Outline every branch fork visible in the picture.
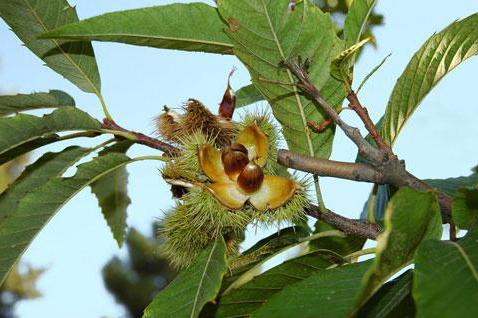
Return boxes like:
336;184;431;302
278;58;452;226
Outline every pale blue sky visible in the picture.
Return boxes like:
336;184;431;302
1;1;478;317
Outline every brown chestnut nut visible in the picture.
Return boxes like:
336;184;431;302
237;162;264;194
221;143;249;180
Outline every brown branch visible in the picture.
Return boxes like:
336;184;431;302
101;118;179;157
347;91;394;159
280;58;453;222
278;149;452;222
283;60;386;164
278;149;380;182
306;205;382;240
307;118;332;134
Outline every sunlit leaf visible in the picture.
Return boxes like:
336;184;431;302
0;0;101;93
381;13;478;145
344;0;377;47
217;0;345;159
41;3;233;54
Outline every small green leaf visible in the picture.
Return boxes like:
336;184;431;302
353;188;442;313
357;270;415;318
217;0;345;159
331;37;372;83
236;84;264;109
0;90;75;117
216;250;343;318
41;3;233;55
413;226;478;318
452;187;478;230
222;226;310;294
0;107;100;164
0;0;101;93
381;13;478;145
0;146;92;284
143;237;228;318
91;141;133;247
344;0;377;47
251;260;373;318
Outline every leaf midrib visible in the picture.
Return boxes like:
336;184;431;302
190;239;218;317
22;0;99;95
46;32;234;51
260;0;314;157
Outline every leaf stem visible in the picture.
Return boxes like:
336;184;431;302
133;155;169;162
58;131;101;141
344;247;376;262
97;93;113;121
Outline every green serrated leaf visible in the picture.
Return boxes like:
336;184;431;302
0;90;75;117
217;0;345;159
216;250;343;318
251;259;373;318
0;153;135;285
357;270;415;318
413;226;478;318
0;0;101;93
236;84;264;108
0;107;100;165
381;13;478;145
91;141;133;247
41;3;233;55
143;237;227;318
0;146;92;284
222;226;310;294
344;0;377;47
352;188;442;314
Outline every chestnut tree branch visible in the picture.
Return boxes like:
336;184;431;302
346;91;395;159
283;60;387;164
280;58;453;222
306;205;382;240
101;118;179;157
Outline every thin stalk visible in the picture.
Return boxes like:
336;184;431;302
133;155;169;162
97;93;113;121
344;247;376;262
313;175;327;212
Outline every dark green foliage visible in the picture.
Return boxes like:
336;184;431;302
91;141;133;247
357;270;415;318
414;226;478;318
